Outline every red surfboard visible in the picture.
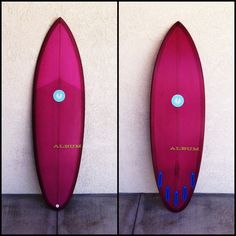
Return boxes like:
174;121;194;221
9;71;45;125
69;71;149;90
150;22;205;212
33;18;85;210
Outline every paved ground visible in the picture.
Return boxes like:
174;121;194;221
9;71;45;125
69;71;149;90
2;194;234;234
119;193;234;234
2;194;117;234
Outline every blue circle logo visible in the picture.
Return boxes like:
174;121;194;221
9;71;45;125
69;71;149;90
171;94;184;107
53;90;65;102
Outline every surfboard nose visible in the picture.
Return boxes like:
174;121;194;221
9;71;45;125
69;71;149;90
53;17;67;27
171;21;189;35
175;21;182;24
56;17;65;22
173;21;184;27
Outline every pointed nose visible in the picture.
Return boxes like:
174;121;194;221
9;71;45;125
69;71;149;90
55;17;66;24
174;21;183;26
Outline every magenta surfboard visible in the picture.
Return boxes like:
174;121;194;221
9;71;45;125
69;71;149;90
33;18;85;209
150;22;205;212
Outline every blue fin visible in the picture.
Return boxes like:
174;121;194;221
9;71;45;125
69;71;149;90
157;172;163;188
165;186;170;201
191;172;196;188
182;186;187;201
174;191;178;206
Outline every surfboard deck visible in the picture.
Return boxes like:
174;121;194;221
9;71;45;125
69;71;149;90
150;22;205;212
33;18;85;210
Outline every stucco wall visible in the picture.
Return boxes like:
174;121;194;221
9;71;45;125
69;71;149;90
2;2;117;193
119;2;234;193
2;2;234;194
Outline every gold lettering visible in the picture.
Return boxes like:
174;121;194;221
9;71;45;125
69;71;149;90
169;146;200;152
53;144;82;149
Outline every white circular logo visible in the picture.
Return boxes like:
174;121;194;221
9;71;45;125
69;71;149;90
171;94;184;107
53;90;65;102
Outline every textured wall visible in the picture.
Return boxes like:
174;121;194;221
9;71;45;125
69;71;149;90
2;2;117;193
3;2;234;194
120;2;234;193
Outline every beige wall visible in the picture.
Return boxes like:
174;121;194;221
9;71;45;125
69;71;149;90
3;2;234;194
119;2;234;193
2;2;117;193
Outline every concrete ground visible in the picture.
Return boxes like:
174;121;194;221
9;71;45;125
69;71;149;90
2;194;117;234
2;193;234;234
119;193;234;234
